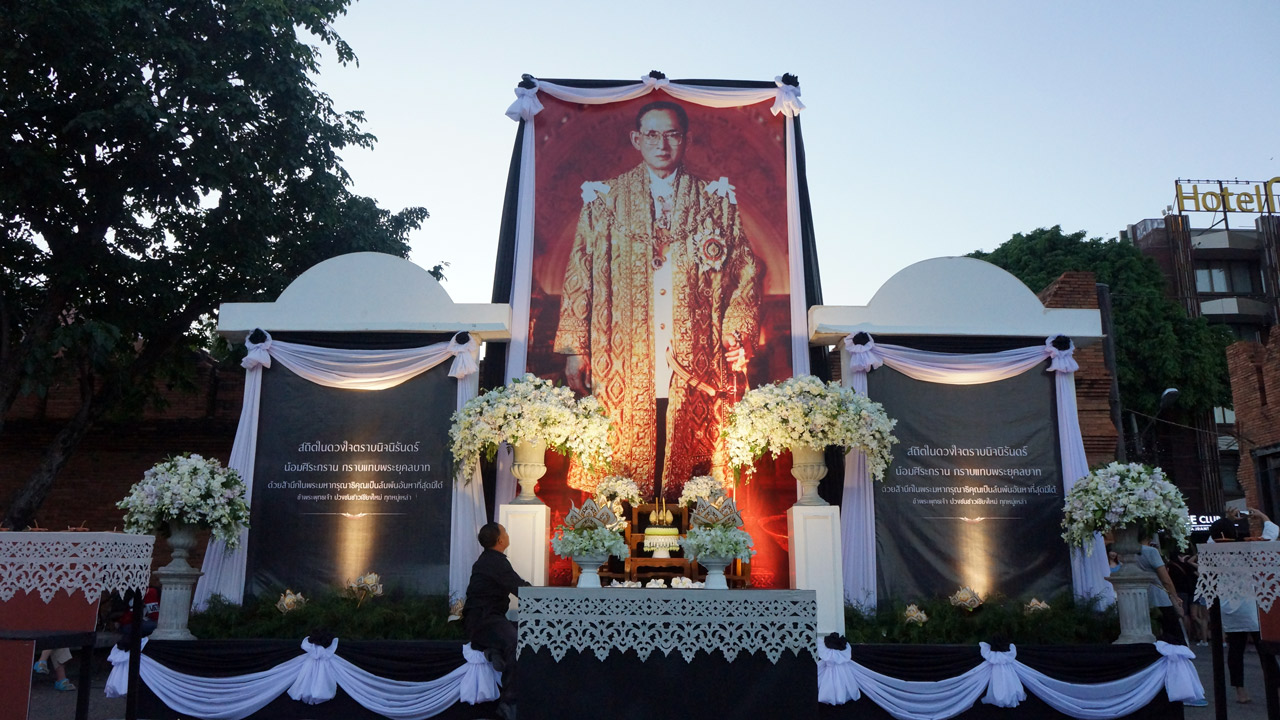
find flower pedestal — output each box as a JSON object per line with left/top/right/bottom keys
{"left": 1105, "top": 526, "right": 1157, "bottom": 644}
{"left": 498, "top": 502, "right": 551, "bottom": 587}
{"left": 510, "top": 439, "right": 548, "bottom": 505}
{"left": 152, "top": 521, "right": 203, "bottom": 641}
{"left": 787, "top": 505, "right": 846, "bottom": 634}
{"left": 573, "top": 555, "right": 607, "bottom": 588}
{"left": 790, "top": 445, "right": 829, "bottom": 507}
{"left": 699, "top": 557, "right": 731, "bottom": 590}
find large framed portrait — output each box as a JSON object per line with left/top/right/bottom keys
{"left": 497, "top": 78, "right": 818, "bottom": 588}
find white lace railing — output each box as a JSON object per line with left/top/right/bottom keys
{"left": 1195, "top": 541, "right": 1280, "bottom": 612}
{"left": 0, "top": 532, "right": 155, "bottom": 602}
{"left": 517, "top": 588, "right": 817, "bottom": 663}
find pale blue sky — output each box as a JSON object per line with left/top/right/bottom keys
{"left": 313, "top": 1, "right": 1280, "bottom": 306}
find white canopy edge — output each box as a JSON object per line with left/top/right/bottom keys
{"left": 809, "top": 257, "right": 1103, "bottom": 347}
{"left": 218, "top": 252, "right": 511, "bottom": 342}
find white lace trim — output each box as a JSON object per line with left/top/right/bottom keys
{"left": 517, "top": 588, "right": 816, "bottom": 663}
{"left": 1195, "top": 541, "right": 1280, "bottom": 612}
{"left": 0, "top": 532, "right": 156, "bottom": 603}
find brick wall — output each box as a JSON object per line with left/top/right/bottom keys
{"left": 1228, "top": 336, "right": 1280, "bottom": 508}
{"left": 1037, "top": 272, "right": 1119, "bottom": 467}
{"left": 1, "top": 359, "right": 243, "bottom": 569}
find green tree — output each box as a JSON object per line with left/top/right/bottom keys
{"left": 0, "top": 0, "right": 430, "bottom": 528}
{"left": 969, "top": 226, "right": 1233, "bottom": 416}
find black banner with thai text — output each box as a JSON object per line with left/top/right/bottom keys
{"left": 244, "top": 358, "right": 454, "bottom": 599}
{"left": 870, "top": 365, "right": 1069, "bottom": 603}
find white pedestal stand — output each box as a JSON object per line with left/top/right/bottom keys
{"left": 499, "top": 503, "right": 550, "bottom": 586}
{"left": 153, "top": 521, "right": 201, "bottom": 641}
{"left": 787, "top": 505, "right": 845, "bottom": 635}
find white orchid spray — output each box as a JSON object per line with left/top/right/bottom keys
{"left": 1060, "top": 462, "right": 1190, "bottom": 552}
{"left": 117, "top": 454, "right": 250, "bottom": 548}
{"left": 723, "top": 375, "right": 897, "bottom": 481}
{"left": 449, "top": 374, "right": 613, "bottom": 479}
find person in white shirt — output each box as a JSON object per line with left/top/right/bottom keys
{"left": 1208, "top": 506, "right": 1280, "bottom": 704}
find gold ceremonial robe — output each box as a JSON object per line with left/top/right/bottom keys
{"left": 554, "top": 164, "right": 761, "bottom": 499}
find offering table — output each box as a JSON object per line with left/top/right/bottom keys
{"left": 0, "top": 531, "right": 154, "bottom": 720}
{"left": 1197, "top": 540, "right": 1280, "bottom": 720}
{"left": 516, "top": 587, "right": 817, "bottom": 719}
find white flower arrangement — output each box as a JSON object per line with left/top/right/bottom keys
{"left": 679, "top": 525, "right": 756, "bottom": 563}
{"left": 346, "top": 572, "right": 384, "bottom": 608}
{"left": 594, "top": 475, "right": 643, "bottom": 505}
{"left": 681, "top": 497, "right": 754, "bottom": 562}
{"left": 551, "top": 526, "right": 630, "bottom": 560}
{"left": 722, "top": 375, "right": 897, "bottom": 480}
{"left": 117, "top": 453, "right": 250, "bottom": 548}
{"left": 1025, "top": 598, "right": 1051, "bottom": 614}
{"left": 1060, "top": 462, "right": 1190, "bottom": 552}
{"left": 948, "top": 586, "right": 983, "bottom": 612}
{"left": 276, "top": 589, "right": 307, "bottom": 614}
{"left": 449, "top": 374, "right": 613, "bottom": 479}
{"left": 678, "top": 475, "right": 727, "bottom": 508}
{"left": 903, "top": 604, "right": 928, "bottom": 625}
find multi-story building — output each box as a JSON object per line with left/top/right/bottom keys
{"left": 1125, "top": 203, "right": 1280, "bottom": 522}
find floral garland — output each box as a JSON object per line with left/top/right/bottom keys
{"left": 1060, "top": 462, "right": 1190, "bottom": 552}
{"left": 449, "top": 374, "right": 613, "bottom": 479}
{"left": 678, "top": 475, "right": 726, "bottom": 508}
{"left": 551, "top": 526, "right": 630, "bottom": 560}
{"left": 722, "top": 374, "right": 897, "bottom": 480}
{"left": 117, "top": 453, "right": 250, "bottom": 548}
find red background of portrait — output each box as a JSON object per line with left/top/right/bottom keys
{"left": 523, "top": 90, "right": 798, "bottom": 588}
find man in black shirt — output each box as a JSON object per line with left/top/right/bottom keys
{"left": 463, "top": 522, "right": 529, "bottom": 719}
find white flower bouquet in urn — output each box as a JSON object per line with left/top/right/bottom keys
{"left": 722, "top": 374, "right": 897, "bottom": 480}
{"left": 1060, "top": 462, "right": 1190, "bottom": 552}
{"left": 449, "top": 373, "right": 613, "bottom": 478}
{"left": 117, "top": 453, "right": 250, "bottom": 547}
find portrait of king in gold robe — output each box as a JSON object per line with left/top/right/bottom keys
{"left": 554, "top": 100, "right": 762, "bottom": 500}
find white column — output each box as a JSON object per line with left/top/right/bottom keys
{"left": 787, "top": 505, "right": 845, "bottom": 634}
{"left": 499, "top": 503, "right": 550, "bottom": 586}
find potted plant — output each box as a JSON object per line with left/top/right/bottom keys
{"left": 1061, "top": 462, "right": 1190, "bottom": 643}
{"left": 118, "top": 453, "right": 250, "bottom": 640}
{"left": 679, "top": 498, "right": 755, "bottom": 589}
{"left": 551, "top": 499, "right": 629, "bottom": 587}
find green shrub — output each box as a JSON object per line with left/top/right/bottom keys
{"left": 189, "top": 590, "right": 465, "bottom": 641}
{"left": 843, "top": 592, "right": 1118, "bottom": 645}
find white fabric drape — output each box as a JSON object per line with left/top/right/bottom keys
{"left": 193, "top": 332, "right": 485, "bottom": 608}
{"left": 839, "top": 335, "right": 1114, "bottom": 609}
{"left": 815, "top": 641, "right": 1203, "bottom": 719}
{"left": 498, "top": 75, "right": 810, "bottom": 504}
{"left": 105, "top": 638, "right": 500, "bottom": 720}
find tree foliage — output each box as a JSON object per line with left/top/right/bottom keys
{"left": 969, "top": 226, "right": 1233, "bottom": 416}
{"left": 0, "top": 0, "right": 429, "bottom": 527}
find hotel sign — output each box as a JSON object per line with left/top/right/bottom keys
{"left": 1176, "top": 178, "right": 1280, "bottom": 214}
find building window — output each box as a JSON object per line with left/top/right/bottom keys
{"left": 1225, "top": 324, "right": 1263, "bottom": 343}
{"left": 1258, "top": 449, "right": 1280, "bottom": 521}
{"left": 1221, "top": 457, "right": 1241, "bottom": 494}
{"left": 1214, "top": 407, "right": 1237, "bottom": 424}
{"left": 1195, "top": 260, "right": 1260, "bottom": 294}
